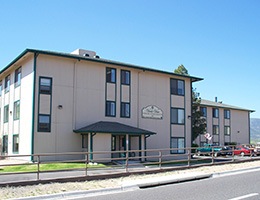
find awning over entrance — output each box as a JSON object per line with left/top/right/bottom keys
{"left": 74, "top": 121, "right": 156, "bottom": 135}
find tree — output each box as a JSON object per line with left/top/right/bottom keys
{"left": 174, "top": 65, "right": 206, "bottom": 143}
{"left": 174, "top": 64, "right": 189, "bottom": 75}
{"left": 192, "top": 90, "right": 207, "bottom": 142}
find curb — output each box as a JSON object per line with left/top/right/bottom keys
{"left": 212, "top": 166, "right": 260, "bottom": 178}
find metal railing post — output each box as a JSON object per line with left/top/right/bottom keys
{"left": 85, "top": 153, "right": 88, "bottom": 177}
{"left": 188, "top": 149, "right": 191, "bottom": 167}
{"left": 159, "top": 151, "right": 162, "bottom": 169}
{"left": 125, "top": 150, "right": 129, "bottom": 173}
{"left": 37, "top": 155, "right": 40, "bottom": 180}
{"left": 211, "top": 149, "right": 214, "bottom": 164}
{"left": 232, "top": 146, "right": 235, "bottom": 162}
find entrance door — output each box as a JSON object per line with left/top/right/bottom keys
{"left": 111, "top": 135, "right": 126, "bottom": 158}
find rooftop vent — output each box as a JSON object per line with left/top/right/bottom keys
{"left": 71, "top": 49, "right": 96, "bottom": 58}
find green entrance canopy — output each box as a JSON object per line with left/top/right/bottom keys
{"left": 74, "top": 121, "right": 156, "bottom": 135}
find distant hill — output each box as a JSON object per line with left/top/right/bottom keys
{"left": 251, "top": 118, "right": 260, "bottom": 143}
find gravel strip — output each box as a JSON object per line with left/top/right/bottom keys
{"left": 1, "top": 160, "right": 260, "bottom": 199}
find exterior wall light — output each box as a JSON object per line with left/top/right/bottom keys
{"left": 188, "top": 115, "right": 191, "bottom": 119}
{"left": 58, "top": 105, "right": 63, "bottom": 109}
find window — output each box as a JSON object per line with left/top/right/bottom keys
{"left": 213, "top": 142, "right": 219, "bottom": 146}
{"left": 171, "top": 138, "right": 185, "bottom": 153}
{"left": 39, "top": 77, "right": 52, "bottom": 94}
{"left": 3, "top": 135, "right": 8, "bottom": 153}
{"left": 213, "top": 125, "right": 219, "bottom": 135}
{"left": 200, "top": 107, "right": 207, "bottom": 117}
{"left": 212, "top": 108, "right": 219, "bottom": 118}
{"left": 121, "top": 70, "right": 130, "bottom": 85}
{"left": 121, "top": 102, "right": 130, "bottom": 118}
{"left": 170, "top": 79, "right": 184, "bottom": 95}
{"left": 224, "top": 110, "right": 230, "bottom": 119}
{"left": 106, "top": 101, "right": 116, "bottom": 117}
{"left": 13, "top": 100, "right": 20, "bottom": 120}
{"left": 38, "top": 115, "right": 51, "bottom": 132}
{"left": 4, "top": 105, "right": 9, "bottom": 123}
{"left": 225, "top": 126, "right": 231, "bottom": 136}
{"left": 4, "top": 75, "right": 10, "bottom": 93}
{"left": 15, "top": 67, "right": 21, "bottom": 87}
{"left": 13, "top": 135, "right": 19, "bottom": 153}
{"left": 171, "top": 108, "right": 185, "bottom": 124}
{"left": 0, "top": 80, "right": 2, "bottom": 96}
{"left": 82, "top": 134, "right": 88, "bottom": 149}
{"left": 106, "top": 68, "right": 116, "bottom": 83}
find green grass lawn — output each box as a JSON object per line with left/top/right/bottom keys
{"left": 0, "top": 162, "right": 107, "bottom": 173}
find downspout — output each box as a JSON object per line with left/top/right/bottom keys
{"left": 190, "top": 79, "right": 193, "bottom": 148}
{"left": 249, "top": 112, "right": 251, "bottom": 144}
{"left": 31, "top": 52, "right": 38, "bottom": 162}
{"left": 145, "top": 135, "right": 151, "bottom": 161}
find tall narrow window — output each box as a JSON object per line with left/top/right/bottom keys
{"left": 200, "top": 107, "right": 207, "bottom": 117}
{"left": 13, "top": 135, "right": 19, "bottom": 153}
{"left": 15, "top": 67, "right": 21, "bottom": 87}
{"left": 121, "top": 70, "right": 130, "bottom": 85}
{"left": 106, "top": 68, "right": 116, "bottom": 83}
{"left": 14, "top": 100, "right": 20, "bottom": 120}
{"left": 121, "top": 102, "right": 130, "bottom": 118}
{"left": 38, "top": 115, "right": 51, "bottom": 132}
{"left": 40, "top": 77, "right": 52, "bottom": 94}
{"left": 171, "top": 137, "right": 185, "bottom": 153}
{"left": 212, "top": 108, "right": 219, "bottom": 118}
{"left": 0, "top": 80, "right": 2, "bottom": 96}
{"left": 4, "top": 105, "right": 9, "bottom": 123}
{"left": 171, "top": 108, "right": 185, "bottom": 124}
{"left": 213, "top": 125, "right": 219, "bottom": 135}
{"left": 170, "top": 79, "right": 184, "bottom": 95}
{"left": 3, "top": 135, "right": 8, "bottom": 153}
{"left": 106, "top": 101, "right": 116, "bottom": 117}
{"left": 224, "top": 110, "right": 230, "bottom": 119}
{"left": 4, "top": 75, "right": 10, "bottom": 93}
{"left": 225, "top": 126, "right": 231, "bottom": 135}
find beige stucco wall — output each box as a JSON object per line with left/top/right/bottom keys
{"left": 195, "top": 106, "right": 250, "bottom": 146}
{"left": 0, "top": 54, "right": 34, "bottom": 159}
{"left": 2, "top": 53, "right": 192, "bottom": 161}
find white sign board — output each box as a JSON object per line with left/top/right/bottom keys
{"left": 142, "top": 105, "right": 163, "bottom": 119}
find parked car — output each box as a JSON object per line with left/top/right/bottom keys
{"left": 196, "top": 144, "right": 222, "bottom": 157}
{"left": 234, "top": 146, "right": 251, "bottom": 156}
{"left": 219, "top": 146, "right": 233, "bottom": 156}
{"left": 242, "top": 144, "right": 260, "bottom": 156}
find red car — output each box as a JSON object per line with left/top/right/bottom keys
{"left": 234, "top": 146, "right": 251, "bottom": 156}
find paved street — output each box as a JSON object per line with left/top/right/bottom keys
{"left": 72, "top": 169, "right": 260, "bottom": 200}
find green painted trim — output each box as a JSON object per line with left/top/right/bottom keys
{"left": 170, "top": 137, "right": 185, "bottom": 154}
{"left": 170, "top": 107, "right": 185, "bottom": 125}
{"left": 4, "top": 74, "right": 10, "bottom": 94}
{"left": 13, "top": 100, "right": 20, "bottom": 120}
{"left": 224, "top": 126, "right": 231, "bottom": 136}
{"left": 2, "top": 135, "right": 8, "bottom": 153}
{"left": 37, "top": 76, "right": 52, "bottom": 132}
{"left": 105, "top": 67, "right": 117, "bottom": 117}
{"left": 249, "top": 112, "right": 251, "bottom": 144}
{"left": 14, "top": 66, "right": 21, "bottom": 88}
{"left": 31, "top": 53, "right": 38, "bottom": 161}
{"left": 105, "top": 100, "right": 116, "bottom": 117}
{"left": 213, "top": 125, "right": 220, "bottom": 135}
{"left": 74, "top": 130, "right": 156, "bottom": 135}
{"left": 120, "top": 69, "right": 130, "bottom": 85}
{"left": 3, "top": 104, "right": 9, "bottom": 123}
{"left": 224, "top": 109, "right": 230, "bottom": 119}
{"left": 12, "top": 134, "right": 19, "bottom": 154}
{"left": 120, "top": 102, "right": 131, "bottom": 118}
{"left": 212, "top": 108, "right": 219, "bottom": 118}
{"left": 0, "top": 49, "right": 203, "bottom": 82}
{"left": 0, "top": 80, "right": 2, "bottom": 97}
{"left": 170, "top": 78, "right": 185, "bottom": 96}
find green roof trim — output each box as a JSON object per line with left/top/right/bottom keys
{"left": 74, "top": 121, "right": 156, "bottom": 135}
{"left": 1, "top": 48, "right": 203, "bottom": 82}
{"left": 200, "top": 99, "right": 255, "bottom": 112}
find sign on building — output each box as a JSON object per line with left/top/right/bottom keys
{"left": 142, "top": 105, "right": 163, "bottom": 119}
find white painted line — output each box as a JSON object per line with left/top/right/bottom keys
{"left": 229, "top": 193, "right": 259, "bottom": 200}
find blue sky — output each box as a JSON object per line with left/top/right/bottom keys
{"left": 0, "top": 0, "right": 259, "bottom": 117}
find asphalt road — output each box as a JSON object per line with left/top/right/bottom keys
{"left": 73, "top": 169, "right": 260, "bottom": 200}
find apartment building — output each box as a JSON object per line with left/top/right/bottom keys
{"left": 195, "top": 98, "right": 254, "bottom": 146}
{"left": 0, "top": 48, "right": 202, "bottom": 161}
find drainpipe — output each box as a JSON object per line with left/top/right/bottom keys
{"left": 90, "top": 132, "right": 96, "bottom": 161}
